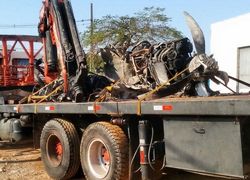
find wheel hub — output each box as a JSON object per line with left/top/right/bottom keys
{"left": 56, "top": 141, "right": 63, "bottom": 156}
{"left": 102, "top": 147, "right": 110, "bottom": 165}
{"left": 46, "top": 134, "right": 63, "bottom": 167}
{"left": 87, "top": 139, "right": 111, "bottom": 178}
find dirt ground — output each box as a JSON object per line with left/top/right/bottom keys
{"left": 0, "top": 141, "right": 51, "bottom": 180}
{"left": 0, "top": 140, "right": 228, "bottom": 180}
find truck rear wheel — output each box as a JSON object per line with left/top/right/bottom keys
{"left": 40, "top": 118, "right": 80, "bottom": 180}
{"left": 80, "top": 122, "right": 128, "bottom": 180}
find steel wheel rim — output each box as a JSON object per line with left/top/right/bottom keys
{"left": 87, "top": 139, "right": 111, "bottom": 178}
{"left": 46, "top": 134, "right": 63, "bottom": 167}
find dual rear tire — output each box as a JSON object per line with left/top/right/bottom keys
{"left": 40, "top": 119, "right": 128, "bottom": 180}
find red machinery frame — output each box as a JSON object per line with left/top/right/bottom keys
{"left": 0, "top": 35, "right": 43, "bottom": 86}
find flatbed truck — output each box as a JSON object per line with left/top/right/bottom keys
{"left": 0, "top": 94, "right": 249, "bottom": 179}
{"left": 0, "top": 0, "right": 249, "bottom": 179}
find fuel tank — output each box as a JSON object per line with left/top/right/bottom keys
{"left": 0, "top": 118, "right": 23, "bottom": 143}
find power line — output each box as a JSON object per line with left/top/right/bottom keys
{"left": 0, "top": 19, "right": 90, "bottom": 29}
{"left": 0, "top": 25, "right": 36, "bottom": 29}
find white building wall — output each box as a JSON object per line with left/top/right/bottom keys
{"left": 210, "top": 13, "right": 250, "bottom": 93}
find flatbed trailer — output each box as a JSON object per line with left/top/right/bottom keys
{"left": 1, "top": 95, "right": 249, "bottom": 116}
{"left": 0, "top": 94, "right": 250, "bottom": 179}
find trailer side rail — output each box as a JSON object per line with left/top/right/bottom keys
{"left": 0, "top": 95, "right": 249, "bottom": 116}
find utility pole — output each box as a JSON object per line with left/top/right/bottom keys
{"left": 90, "top": 3, "right": 94, "bottom": 53}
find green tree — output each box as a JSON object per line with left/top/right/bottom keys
{"left": 86, "top": 52, "right": 105, "bottom": 73}
{"left": 82, "top": 7, "right": 183, "bottom": 50}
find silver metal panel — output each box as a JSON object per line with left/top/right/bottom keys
{"left": 117, "top": 101, "right": 138, "bottom": 115}
{"left": 164, "top": 117, "right": 244, "bottom": 178}
{"left": 140, "top": 97, "right": 250, "bottom": 116}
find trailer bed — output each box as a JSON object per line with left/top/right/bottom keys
{"left": 0, "top": 94, "right": 250, "bottom": 179}
{"left": 0, "top": 95, "right": 249, "bottom": 116}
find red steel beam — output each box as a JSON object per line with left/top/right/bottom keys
{"left": 28, "top": 41, "right": 34, "bottom": 83}
{"left": 0, "top": 35, "right": 41, "bottom": 42}
{"left": 0, "top": 35, "right": 42, "bottom": 86}
{"left": 2, "top": 39, "right": 9, "bottom": 86}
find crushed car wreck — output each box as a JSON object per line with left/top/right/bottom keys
{"left": 19, "top": 8, "right": 247, "bottom": 104}
{"left": 98, "top": 12, "right": 230, "bottom": 100}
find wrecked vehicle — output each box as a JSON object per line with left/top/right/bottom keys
{"left": 100, "top": 12, "right": 230, "bottom": 100}
{"left": 27, "top": 8, "right": 236, "bottom": 103}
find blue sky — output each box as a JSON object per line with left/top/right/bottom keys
{"left": 0, "top": 0, "right": 250, "bottom": 52}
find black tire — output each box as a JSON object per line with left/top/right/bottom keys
{"left": 80, "top": 122, "right": 128, "bottom": 180}
{"left": 40, "top": 118, "right": 80, "bottom": 180}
